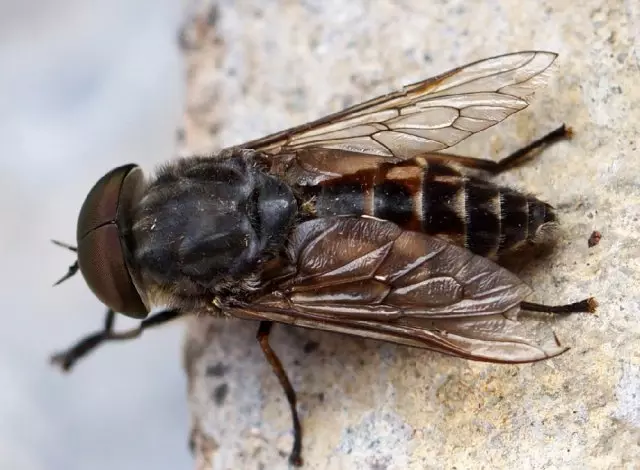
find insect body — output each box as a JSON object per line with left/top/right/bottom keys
{"left": 52, "top": 51, "right": 597, "bottom": 466}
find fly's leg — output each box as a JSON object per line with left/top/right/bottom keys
{"left": 51, "top": 309, "right": 181, "bottom": 371}
{"left": 521, "top": 297, "right": 598, "bottom": 314}
{"left": 50, "top": 308, "right": 117, "bottom": 371}
{"left": 489, "top": 124, "right": 572, "bottom": 173}
{"left": 256, "top": 321, "right": 303, "bottom": 467}
{"left": 427, "top": 124, "right": 572, "bottom": 174}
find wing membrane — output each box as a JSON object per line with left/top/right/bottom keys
{"left": 237, "top": 51, "right": 557, "bottom": 160}
{"left": 227, "top": 217, "right": 570, "bottom": 363}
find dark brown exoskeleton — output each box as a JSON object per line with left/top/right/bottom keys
{"left": 51, "top": 51, "right": 597, "bottom": 466}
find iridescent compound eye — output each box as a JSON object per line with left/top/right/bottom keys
{"left": 75, "top": 164, "right": 148, "bottom": 318}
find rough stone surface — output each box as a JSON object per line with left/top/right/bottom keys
{"left": 179, "top": 1, "right": 639, "bottom": 468}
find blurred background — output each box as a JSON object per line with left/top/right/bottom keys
{"left": 0, "top": 1, "right": 190, "bottom": 469}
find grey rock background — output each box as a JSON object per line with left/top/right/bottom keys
{"left": 180, "top": 1, "right": 639, "bottom": 469}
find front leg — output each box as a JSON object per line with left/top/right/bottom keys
{"left": 51, "top": 308, "right": 182, "bottom": 371}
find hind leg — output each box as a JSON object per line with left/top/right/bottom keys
{"left": 426, "top": 125, "right": 572, "bottom": 174}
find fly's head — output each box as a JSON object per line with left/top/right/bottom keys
{"left": 54, "top": 164, "right": 149, "bottom": 319}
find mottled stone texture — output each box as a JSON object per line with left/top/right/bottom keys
{"left": 179, "top": 1, "right": 639, "bottom": 468}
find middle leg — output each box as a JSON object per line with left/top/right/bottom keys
{"left": 256, "top": 321, "right": 303, "bottom": 467}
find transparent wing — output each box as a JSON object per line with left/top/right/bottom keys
{"left": 236, "top": 51, "right": 557, "bottom": 161}
{"left": 227, "top": 217, "right": 571, "bottom": 363}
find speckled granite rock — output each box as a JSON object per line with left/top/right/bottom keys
{"left": 178, "top": 1, "right": 640, "bottom": 468}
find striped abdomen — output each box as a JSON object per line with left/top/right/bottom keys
{"left": 303, "top": 159, "right": 557, "bottom": 258}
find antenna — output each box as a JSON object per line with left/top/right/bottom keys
{"left": 51, "top": 240, "right": 79, "bottom": 286}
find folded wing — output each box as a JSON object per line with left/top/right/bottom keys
{"left": 227, "top": 217, "right": 570, "bottom": 363}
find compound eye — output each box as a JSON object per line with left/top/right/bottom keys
{"left": 76, "top": 164, "right": 147, "bottom": 318}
